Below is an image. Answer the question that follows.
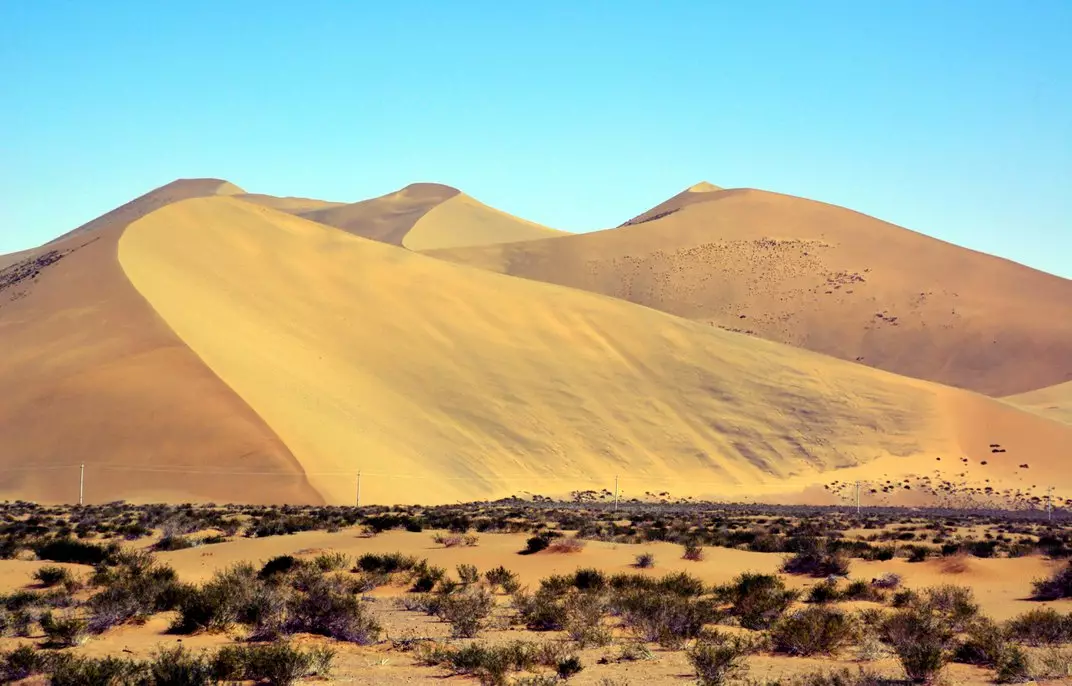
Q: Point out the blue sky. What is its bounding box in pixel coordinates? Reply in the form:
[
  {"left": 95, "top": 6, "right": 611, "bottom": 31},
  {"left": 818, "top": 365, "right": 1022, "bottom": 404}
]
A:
[{"left": 1, "top": 1, "right": 1069, "bottom": 277}]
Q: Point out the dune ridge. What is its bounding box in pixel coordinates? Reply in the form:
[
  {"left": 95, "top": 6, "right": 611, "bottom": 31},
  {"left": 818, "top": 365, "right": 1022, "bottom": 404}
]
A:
[
  {"left": 117, "top": 196, "right": 1072, "bottom": 505},
  {"left": 428, "top": 186, "right": 1072, "bottom": 396},
  {"left": 0, "top": 179, "right": 318, "bottom": 504},
  {"left": 1005, "top": 381, "right": 1072, "bottom": 425}
]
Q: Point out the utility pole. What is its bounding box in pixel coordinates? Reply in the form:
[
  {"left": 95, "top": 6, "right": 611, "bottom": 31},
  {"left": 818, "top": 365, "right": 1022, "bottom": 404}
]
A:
[
  {"left": 614, "top": 475, "right": 619, "bottom": 512},
  {"left": 855, "top": 480, "right": 861, "bottom": 515},
  {"left": 356, "top": 470, "right": 362, "bottom": 508},
  {"left": 1047, "top": 486, "right": 1054, "bottom": 522},
  {"left": 78, "top": 464, "right": 84, "bottom": 506}
]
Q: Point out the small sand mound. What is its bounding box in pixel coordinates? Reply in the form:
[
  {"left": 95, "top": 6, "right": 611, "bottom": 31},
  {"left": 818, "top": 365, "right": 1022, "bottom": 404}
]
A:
[{"left": 687, "top": 181, "right": 722, "bottom": 193}]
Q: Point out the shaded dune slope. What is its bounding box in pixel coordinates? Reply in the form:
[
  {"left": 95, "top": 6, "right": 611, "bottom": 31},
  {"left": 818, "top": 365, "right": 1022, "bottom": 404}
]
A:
[
  {"left": 0, "top": 180, "right": 318, "bottom": 504},
  {"left": 428, "top": 187, "right": 1072, "bottom": 396},
  {"left": 118, "top": 197, "right": 1072, "bottom": 505},
  {"left": 1005, "top": 381, "right": 1072, "bottom": 425},
  {"left": 254, "top": 182, "right": 566, "bottom": 251}
]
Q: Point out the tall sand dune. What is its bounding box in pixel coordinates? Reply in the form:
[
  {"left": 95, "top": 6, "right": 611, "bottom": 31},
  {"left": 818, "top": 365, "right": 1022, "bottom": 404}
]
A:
[
  {"left": 1005, "top": 381, "right": 1072, "bottom": 425},
  {"left": 427, "top": 186, "right": 1072, "bottom": 396},
  {"left": 0, "top": 179, "right": 318, "bottom": 504},
  {"left": 116, "top": 197, "right": 1072, "bottom": 505},
  {"left": 259, "top": 182, "right": 566, "bottom": 250}
]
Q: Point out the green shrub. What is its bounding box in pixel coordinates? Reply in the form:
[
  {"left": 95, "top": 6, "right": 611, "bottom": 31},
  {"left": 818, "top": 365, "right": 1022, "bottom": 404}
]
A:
[
  {"left": 556, "top": 654, "right": 583, "bottom": 680},
  {"left": 634, "top": 552, "right": 655, "bottom": 568},
  {"left": 782, "top": 537, "right": 850, "bottom": 577},
  {"left": 0, "top": 644, "right": 48, "bottom": 682},
  {"left": 881, "top": 606, "right": 952, "bottom": 683},
  {"left": 485, "top": 565, "right": 520, "bottom": 593},
  {"left": 40, "top": 610, "right": 89, "bottom": 647},
  {"left": 994, "top": 645, "right": 1033, "bottom": 683},
  {"left": 1004, "top": 607, "right": 1072, "bottom": 646},
  {"left": 717, "top": 572, "right": 798, "bottom": 630},
  {"left": 313, "top": 552, "right": 350, "bottom": 572},
  {"left": 457, "top": 563, "right": 480, "bottom": 585},
  {"left": 522, "top": 536, "right": 550, "bottom": 555},
  {"left": 438, "top": 588, "right": 495, "bottom": 638},
  {"left": 411, "top": 564, "right": 446, "bottom": 592},
  {"left": 564, "top": 591, "right": 611, "bottom": 647},
  {"left": 807, "top": 579, "right": 840, "bottom": 604},
  {"left": 772, "top": 607, "right": 858, "bottom": 656},
  {"left": 33, "top": 565, "right": 72, "bottom": 587},
  {"left": 687, "top": 632, "right": 754, "bottom": 685},
  {"left": 954, "top": 617, "right": 1010, "bottom": 667},
  {"left": 287, "top": 573, "right": 381, "bottom": 643},
  {"left": 146, "top": 645, "right": 213, "bottom": 686},
  {"left": 1032, "top": 562, "right": 1072, "bottom": 600}
]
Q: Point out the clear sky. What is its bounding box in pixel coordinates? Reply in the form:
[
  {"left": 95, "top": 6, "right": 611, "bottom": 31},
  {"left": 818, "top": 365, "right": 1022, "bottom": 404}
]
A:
[{"left": 1, "top": 1, "right": 1069, "bottom": 277}]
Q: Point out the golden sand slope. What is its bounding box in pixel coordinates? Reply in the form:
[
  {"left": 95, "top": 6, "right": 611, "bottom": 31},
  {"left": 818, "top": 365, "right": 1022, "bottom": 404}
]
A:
[
  {"left": 258, "top": 182, "right": 565, "bottom": 251},
  {"left": 1005, "top": 381, "right": 1072, "bottom": 425},
  {"left": 294, "top": 182, "right": 461, "bottom": 245},
  {"left": 118, "top": 197, "right": 1072, "bottom": 505},
  {"left": 0, "top": 180, "right": 317, "bottom": 505},
  {"left": 427, "top": 187, "right": 1072, "bottom": 396},
  {"left": 401, "top": 191, "right": 567, "bottom": 251},
  {"left": 235, "top": 193, "right": 345, "bottom": 214}
]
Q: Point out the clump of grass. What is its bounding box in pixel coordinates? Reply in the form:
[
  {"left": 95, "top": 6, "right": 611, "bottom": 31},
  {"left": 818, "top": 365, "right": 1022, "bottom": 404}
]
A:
[
  {"left": 633, "top": 552, "right": 656, "bottom": 568},
  {"left": 484, "top": 566, "right": 520, "bottom": 593},
  {"left": 547, "top": 537, "right": 585, "bottom": 554},
  {"left": 33, "top": 565, "right": 72, "bottom": 588},
  {"left": 40, "top": 610, "right": 89, "bottom": 647},
  {"left": 682, "top": 540, "right": 705, "bottom": 561}
]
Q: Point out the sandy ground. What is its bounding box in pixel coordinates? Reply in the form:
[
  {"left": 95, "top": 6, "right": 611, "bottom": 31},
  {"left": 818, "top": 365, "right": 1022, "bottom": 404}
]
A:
[
  {"left": 1006, "top": 380, "right": 1072, "bottom": 426},
  {"left": 3, "top": 530, "right": 1069, "bottom": 684},
  {"left": 426, "top": 185, "right": 1072, "bottom": 397},
  {"left": 402, "top": 191, "right": 566, "bottom": 251}
]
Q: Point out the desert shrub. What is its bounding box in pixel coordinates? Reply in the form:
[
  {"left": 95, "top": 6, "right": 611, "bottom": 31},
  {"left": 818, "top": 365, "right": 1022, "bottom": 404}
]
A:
[
  {"left": 211, "top": 642, "right": 331, "bottom": 686},
  {"left": 919, "top": 585, "right": 978, "bottom": 632},
  {"left": 0, "top": 645, "right": 48, "bottom": 682},
  {"left": 48, "top": 653, "right": 143, "bottom": 686},
  {"left": 438, "top": 588, "right": 495, "bottom": 638},
  {"left": 514, "top": 587, "right": 568, "bottom": 631},
  {"left": 411, "top": 564, "right": 446, "bottom": 592},
  {"left": 1031, "top": 646, "right": 1072, "bottom": 680},
  {"left": 782, "top": 537, "right": 850, "bottom": 577},
  {"left": 146, "top": 645, "right": 213, "bottom": 685},
  {"left": 994, "top": 645, "right": 1033, "bottom": 683},
  {"left": 871, "top": 572, "right": 902, "bottom": 590},
  {"left": 1004, "top": 607, "right": 1072, "bottom": 646},
  {"left": 419, "top": 640, "right": 568, "bottom": 685},
  {"left": 259, "top": 555, "right": 300, "bottom": 579},
  {"left": 1032, "top": 562, "right": 1072, "bottom": 600},
  {"left": 547, "top": 537, "right": 586, "bottom": 554},
  {"left": 682, "top": 540, "right": 705, "bottom": 561},
  {"left": 457, "top": 563, "right": 480, "bottom": 585},
  {"left": 615, "top": 589, "right": 718, "bottom": 648},
  {"left": 153, "top": 534, "right": 195, "bottom": 552},
  {"left": 881, "top": 605, "right": 953, "bottom": 683},
  {"left": 485, "top": 565, "right": 520, "bottom": 593},
  {"left": 953, "top": 617, "right": 1010, "bottom": 667},
  {"left": 287, "top": 573, "right": 381, "bottom": 643},
  {"left": 807, "top": 578, "right": 840, "bottom": 604},
  {"left": 33, "top": 565, "right": 72, "bottom": 587},
  {"left": 87, "top": 557, "right": 184, "bottom": 632},
  {"left": 40, "top": 610, "right": 88, "bottom": 647},
  {"left": 772, "top": 606, "right": 858, "bottom": 656},
  {"left": 354, "top": 552, "right": 421, "bottom": 574},
  {"left": 841, "top": 579, "right": 884, "bottom": 602},
  {"left": 433, "top": 533, "right": 465, "bottom": 548},
  {"left": 905, "top": 545, "right": 930, "bottom": 563},
  {"left": 633, "top": 552, "right": 655, "bottom": 568},
  {"left": 564, "top": 591, "right": 611, "bottom": 647},
  {"left": 687, "top": 632, "right": 755, "bottom": 686},
  {"left": 522, "top": 535, "right": 551, "bottom": 555},
  {"left": 572, "top": 568, "right": 607, "bottom": 592},
  {"left": 717, "top": 572, "right": 798, "bottom": 630},
  {"left": 34, "top": 537, "right": 118, "bottom": 565},
  {"left": 557, "top": 654, "right": 583, "bottom": 680},
  {"left": 171, "top": 563, "right": 260, "bottom": 633},
  {"left": 659, "top": 571, "right": 706, "bottom": 597}
]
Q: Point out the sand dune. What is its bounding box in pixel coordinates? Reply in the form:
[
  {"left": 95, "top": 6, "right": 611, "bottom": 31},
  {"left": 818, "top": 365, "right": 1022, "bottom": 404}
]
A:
[
  {"left": 0, "top": 179, "right": 318, "bottom": 504},
  {"left": 254, "top": 182, "right": 566, "bottom": 250},
  {"left": 1005, "top": 381, "right": 1072, "bottom": 425},
  {"left": 116, "top": 196, "right": 1072, "bottom": 505},
  {"left": 427, "top": 186, "right": 1072, "bottom": 396}
]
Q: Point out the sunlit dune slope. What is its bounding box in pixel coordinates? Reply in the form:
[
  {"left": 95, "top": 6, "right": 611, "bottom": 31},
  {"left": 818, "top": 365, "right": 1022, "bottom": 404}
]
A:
[
  {"left": 0, "top": 179, "right": 318, "bottom": 504},
  {"left": 118, "top": 197, "right": 1072, "bottom": 505},
  {"left": 1005, "top": 381, "right": 1072, "bottom": 425},
  {"left": 401, "top": 192, "right": 567, "bottom": 250},
  {"left": 269, "top": 183, "right": 565, "bottom": 250},
  {"left": 427, "top": 187, "right": 1072, "bottom": 396},
  {"left": 620, "top": 180, "right": 723, "bottom": 226},
  {"left": 235, "top": 193, "right": 345, "bottom": 214},
  {"left": 295, "top": 182, "right": 460, "bottom": 244}
]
